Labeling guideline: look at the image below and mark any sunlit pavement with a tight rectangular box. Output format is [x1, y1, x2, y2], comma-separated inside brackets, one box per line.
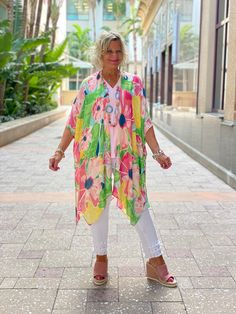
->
[0, 114, 236, 313]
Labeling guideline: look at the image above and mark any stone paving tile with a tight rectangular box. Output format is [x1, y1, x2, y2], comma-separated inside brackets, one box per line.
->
[87, 288, 118, 302]
[152, 302, 187, 313]
[0, 289, 57, 313]
[52, 310, 84, 314]
[15, 277, 61, 289]
[161, 233, 211, 249]
[85, 301, 153, 313]
[40, 248, 92, 268]
[18, 249, 45, 259]
[164, 258, 202, 277]
[0, 277, 18, 289]
[0, 229, 32, 244]
[34, 267, 64, 278]
[190, 276, 236, 289]
[118, 265, 145, 277]
[181, 289, 236, 314]
[0, 244, 24, 258]
[53, 289, 87, 311]
[205, 234, 234, 246]
[108, 257, 144, 268]
[60, 267, 118, 289]
[191, 247, 236, 267]
[23, 229, 74, 250]
[175, 277, 193, 289]
[0, 258, 40, 277]
[119, 277, 182, 302]
[108, 242, 142, 257]
[165, 248, 193, 258]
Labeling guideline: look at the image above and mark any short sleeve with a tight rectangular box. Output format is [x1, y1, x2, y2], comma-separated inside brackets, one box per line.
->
[66, 82, 86, 137]
[141, 87, 153, 135]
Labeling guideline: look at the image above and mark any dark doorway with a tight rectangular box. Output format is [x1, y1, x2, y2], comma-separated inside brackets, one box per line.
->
[155, 56, 159, 103]
[149, 67, 154, 119]
[167, 45, 173, 106]
[160, 50, 166, 104]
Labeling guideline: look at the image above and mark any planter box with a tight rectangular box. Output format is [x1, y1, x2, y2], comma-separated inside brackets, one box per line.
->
[0, 106, 67, 147]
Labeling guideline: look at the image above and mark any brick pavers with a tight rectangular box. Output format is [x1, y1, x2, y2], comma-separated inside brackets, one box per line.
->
[0, 115, 236, 313]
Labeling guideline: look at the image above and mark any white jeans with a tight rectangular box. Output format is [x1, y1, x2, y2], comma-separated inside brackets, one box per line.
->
[90, 201, 162, 258]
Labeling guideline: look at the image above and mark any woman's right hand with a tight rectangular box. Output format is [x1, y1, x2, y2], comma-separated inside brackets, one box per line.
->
[49, 152, 63, 171]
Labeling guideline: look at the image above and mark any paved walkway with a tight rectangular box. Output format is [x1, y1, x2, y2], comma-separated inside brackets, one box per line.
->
[0, 114, 236, 314]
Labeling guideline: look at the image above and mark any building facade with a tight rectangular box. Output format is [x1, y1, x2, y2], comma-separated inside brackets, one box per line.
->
[138, 0, 236, 188]
[65, 0, 142, 89]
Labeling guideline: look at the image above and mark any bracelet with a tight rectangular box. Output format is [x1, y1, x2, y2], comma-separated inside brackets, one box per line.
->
[152, 149, 164, 160]
[55, 148, 65, 158]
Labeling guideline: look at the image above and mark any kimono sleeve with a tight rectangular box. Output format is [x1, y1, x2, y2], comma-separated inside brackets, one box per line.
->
[65, 82, 86, 137]
[141, 84, 153, 135]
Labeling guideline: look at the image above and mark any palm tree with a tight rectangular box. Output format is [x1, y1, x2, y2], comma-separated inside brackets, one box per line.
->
[28, 0, 37, 38]
[87, 0, 101, 41]
[40, 0, 52, 60]
[34, 0, 43, 37]
[122, 6, 142, 74]
[6, 0, 14, 33]
[22, 0, 29, 38]
[68, 24, 92, 61]
[51, 0, 64, 49]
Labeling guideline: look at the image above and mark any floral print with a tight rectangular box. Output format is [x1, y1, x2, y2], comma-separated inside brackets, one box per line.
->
[66, 71, 153, 225]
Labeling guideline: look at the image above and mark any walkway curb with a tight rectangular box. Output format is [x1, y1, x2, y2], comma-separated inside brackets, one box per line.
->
[0, 106, 67, 147]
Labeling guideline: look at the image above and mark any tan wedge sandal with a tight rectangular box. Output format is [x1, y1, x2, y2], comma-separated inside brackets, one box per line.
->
[93, 260, 108, 286]
[146, 261, 177, 288]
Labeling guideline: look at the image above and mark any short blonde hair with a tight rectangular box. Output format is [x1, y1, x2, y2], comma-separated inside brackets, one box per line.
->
[90, 31, 128, 69]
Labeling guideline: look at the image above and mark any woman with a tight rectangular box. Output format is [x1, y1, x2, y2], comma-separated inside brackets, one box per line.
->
[49, 31, 177, 288]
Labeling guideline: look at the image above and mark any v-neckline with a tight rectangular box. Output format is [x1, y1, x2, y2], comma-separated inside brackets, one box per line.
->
[104, 76, 121, 89]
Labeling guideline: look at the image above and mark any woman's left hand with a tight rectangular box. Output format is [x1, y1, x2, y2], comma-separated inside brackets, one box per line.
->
[155, 154, 172, 169]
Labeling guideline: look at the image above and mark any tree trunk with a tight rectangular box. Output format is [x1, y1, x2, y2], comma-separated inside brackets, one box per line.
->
[22, 0, 29, 38]
[133, 26, 137, 74]
[34, 0, 43, 37]
[40, 0, 52, 60]
[0, 81, 6, 115]
[28, 0, 37, 38]
[92, 7, 96, 41]
[7, 0, 14, 33]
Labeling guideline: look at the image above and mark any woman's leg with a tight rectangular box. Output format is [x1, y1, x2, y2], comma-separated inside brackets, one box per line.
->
[90, 198, 111, 283]
[91, 199, 111, 258]
[134, 208, 163, 260]
[134, 208, 177, 286]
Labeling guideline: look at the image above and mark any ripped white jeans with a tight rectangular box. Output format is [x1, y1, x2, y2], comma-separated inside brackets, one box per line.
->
[90, 158, 162, 259]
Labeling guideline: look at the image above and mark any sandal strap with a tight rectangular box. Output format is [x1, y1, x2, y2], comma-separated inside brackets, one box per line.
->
[94, 260, 108, 277]
[156, 263, 174, 282]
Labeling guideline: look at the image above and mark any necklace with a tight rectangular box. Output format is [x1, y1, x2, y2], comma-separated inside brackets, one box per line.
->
[102, 69, 120, 83]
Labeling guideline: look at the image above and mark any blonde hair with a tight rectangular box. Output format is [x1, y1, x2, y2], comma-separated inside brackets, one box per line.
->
[90, 31, 128, 69]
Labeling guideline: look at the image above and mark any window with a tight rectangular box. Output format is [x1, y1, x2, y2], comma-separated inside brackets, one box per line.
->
[67, 0, 89, 21]
[103, 0, 115, 21]
[213, 0, 229, 110]
[103, 0, 126, 21]
[0, 4, 7, 21]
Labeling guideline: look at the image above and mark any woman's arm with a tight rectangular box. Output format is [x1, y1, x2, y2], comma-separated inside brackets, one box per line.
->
[49, 127, 73, 171]
[145, 126, 172, 170]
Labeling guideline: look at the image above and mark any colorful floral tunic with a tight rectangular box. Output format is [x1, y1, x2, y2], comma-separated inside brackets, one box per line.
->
[66, 71, 153, 225]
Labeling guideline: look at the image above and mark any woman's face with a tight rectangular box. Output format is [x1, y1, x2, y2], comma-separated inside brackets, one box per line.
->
[102, 39, 123, 71]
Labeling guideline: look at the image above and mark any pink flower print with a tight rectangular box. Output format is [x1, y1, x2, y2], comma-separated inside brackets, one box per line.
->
[134, 82, 143, 95]
[121, 102, 132, 130]
[76, 158, 103, 209]
[87, 76, 98, 91]
[79, 128, 92, 151]
[120, 152, 134, 198]
[92, 98, 104, 121]
[133, 75, 141, 83]
[122, 90, 132, 109]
